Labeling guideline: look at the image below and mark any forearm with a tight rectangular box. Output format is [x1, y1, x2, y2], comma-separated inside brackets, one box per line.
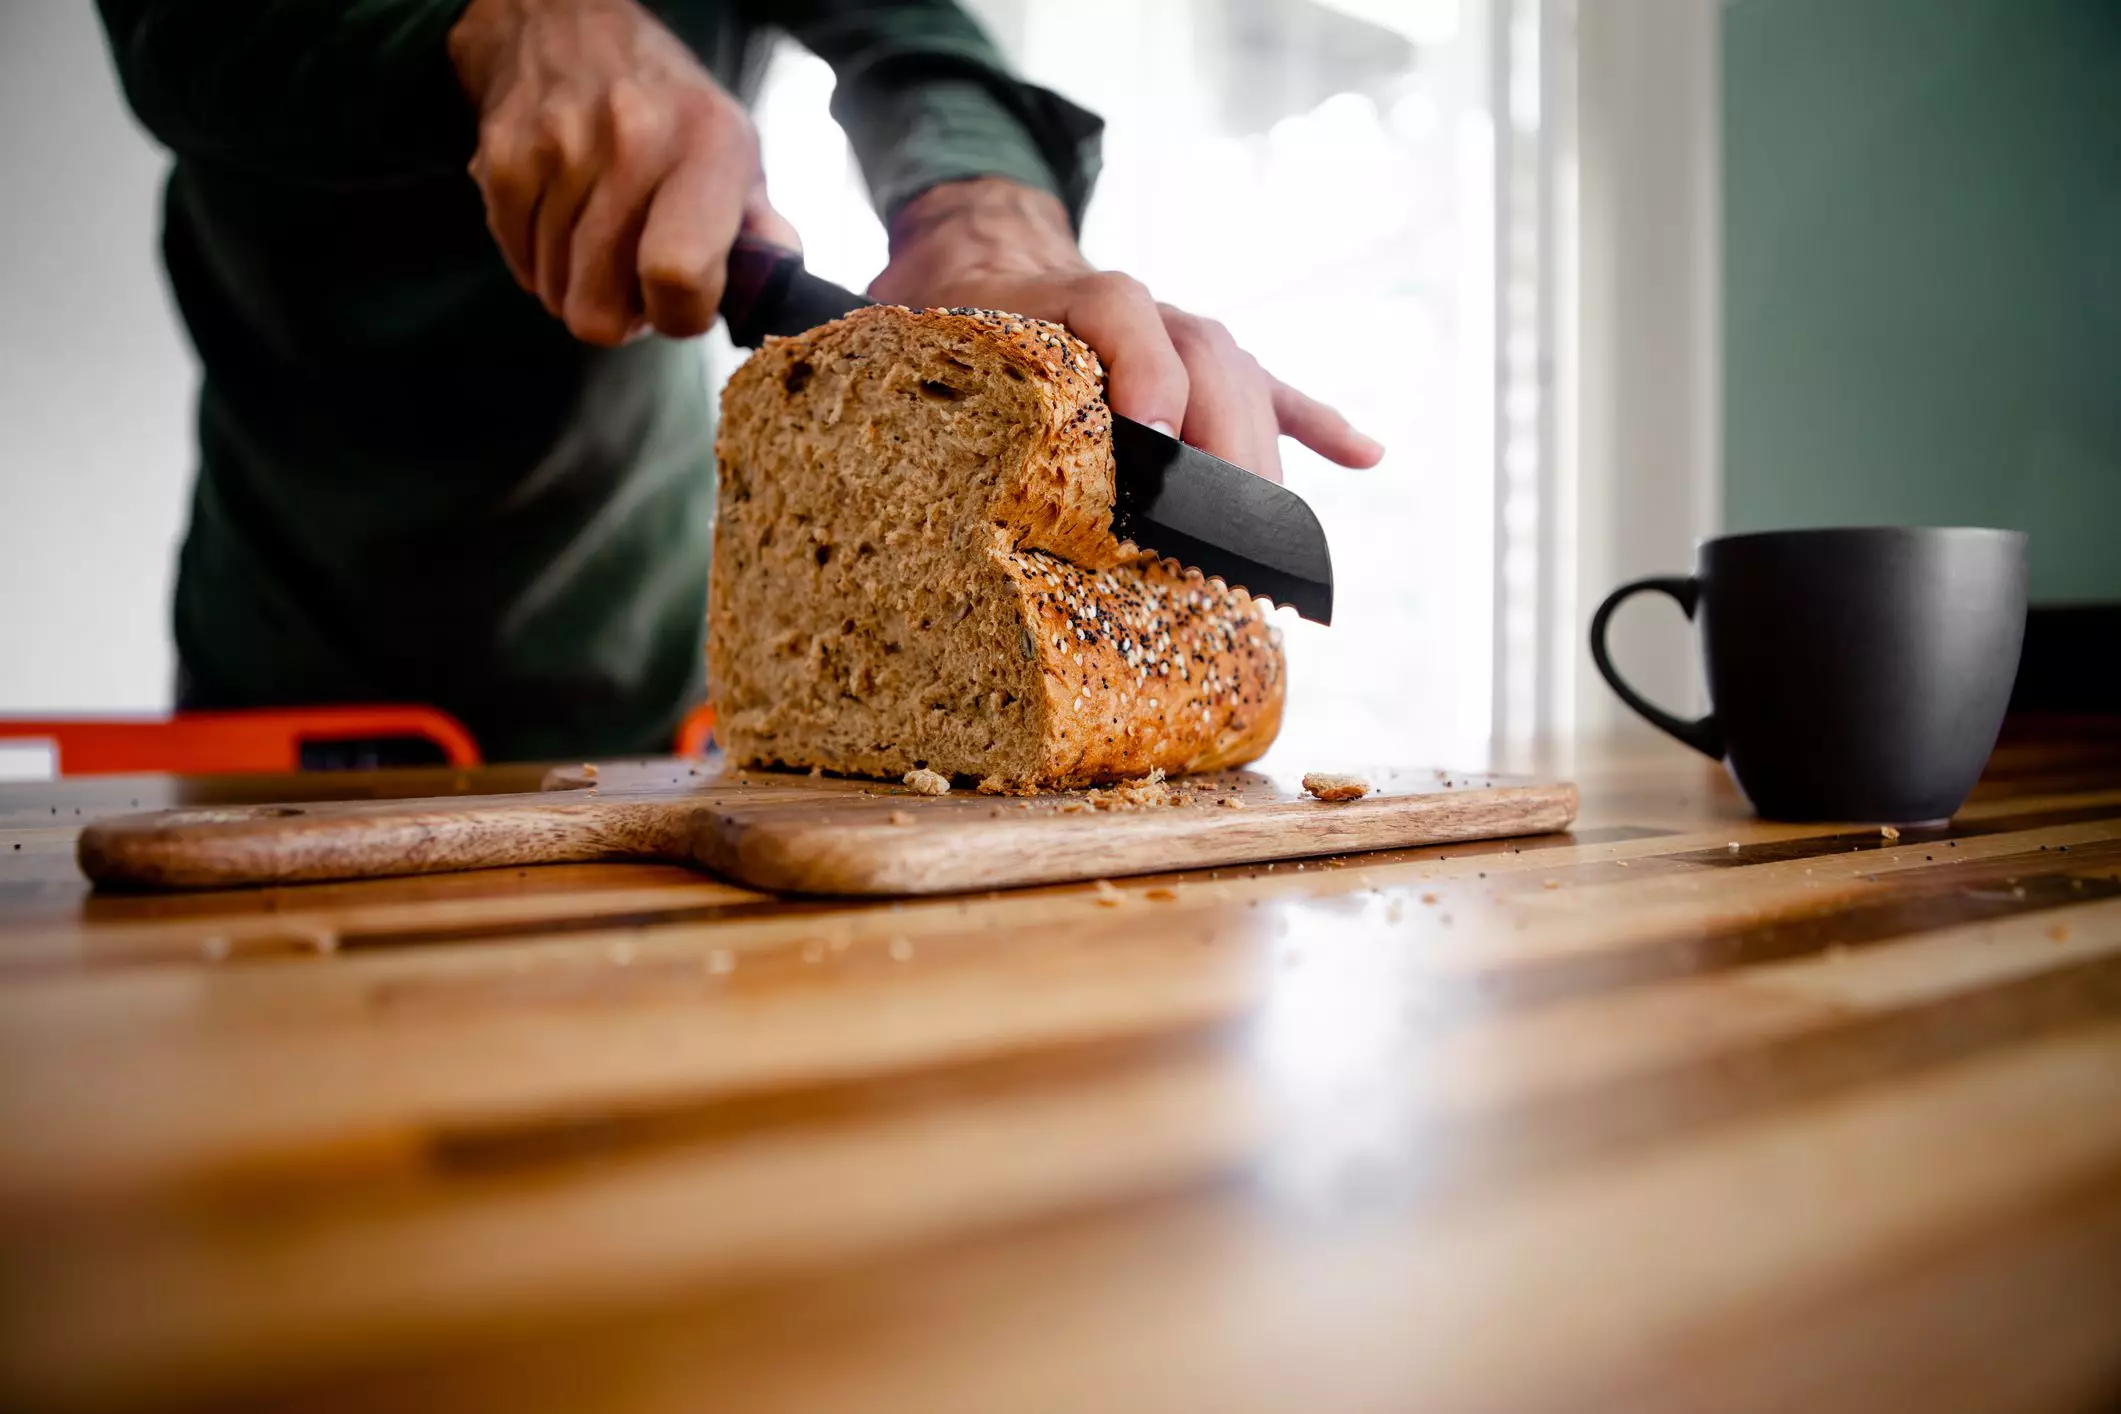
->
[95, 0, 476, 182]
[884, 177, 1085, 284]
[750, 0, 1103, 228]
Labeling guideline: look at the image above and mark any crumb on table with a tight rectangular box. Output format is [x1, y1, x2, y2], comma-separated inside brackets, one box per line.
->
[887, 809, 916, 826]
[903, 768, 951, 796]
[1092, 879, 1125, 906]
[1302, 772, 1370, 802]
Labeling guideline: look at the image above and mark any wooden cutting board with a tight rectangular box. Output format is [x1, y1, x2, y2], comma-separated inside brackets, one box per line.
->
[76, 759, 1578, 897]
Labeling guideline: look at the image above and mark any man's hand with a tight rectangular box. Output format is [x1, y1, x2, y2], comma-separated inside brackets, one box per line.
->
[448, 0, 799, 346]
[870, 178, 1383, 483]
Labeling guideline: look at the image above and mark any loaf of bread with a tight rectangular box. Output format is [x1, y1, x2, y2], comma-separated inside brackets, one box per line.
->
[708, 304, 1284, 791]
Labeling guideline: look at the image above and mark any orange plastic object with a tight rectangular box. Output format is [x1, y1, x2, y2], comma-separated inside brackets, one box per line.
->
[674, 702, 718, 757]
[0, 707, 481, 776]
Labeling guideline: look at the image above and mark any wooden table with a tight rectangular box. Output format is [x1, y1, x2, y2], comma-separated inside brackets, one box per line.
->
[3, 728, 2119, 1412]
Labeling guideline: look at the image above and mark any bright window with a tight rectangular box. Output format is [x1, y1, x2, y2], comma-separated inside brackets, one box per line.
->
[722, 0, 1502, 766]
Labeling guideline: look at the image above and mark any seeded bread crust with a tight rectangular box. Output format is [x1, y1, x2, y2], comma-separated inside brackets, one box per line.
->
[995, 546, 1283, 789]
[709, 303, 1285, 790]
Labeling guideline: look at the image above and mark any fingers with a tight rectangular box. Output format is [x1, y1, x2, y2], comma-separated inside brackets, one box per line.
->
[528, 104, 597, 316]
[1270, 377, 1386, 468]
[460, 13, 776, 347]
[561, 182, 651, 347]
[1055, 272, 1189, 436]
[635, 145, 750, 339]
[560, 83, 673, 346]
[469, 111, 543, 288]
[1163, 308, 1284, 482]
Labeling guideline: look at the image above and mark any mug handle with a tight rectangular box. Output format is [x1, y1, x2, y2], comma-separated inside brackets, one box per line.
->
[1588, 576, 1725, 760]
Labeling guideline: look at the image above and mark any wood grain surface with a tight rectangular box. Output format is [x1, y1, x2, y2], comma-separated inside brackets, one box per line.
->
[2, 723, 2118, 1413]
[74, 760, 1579, 896]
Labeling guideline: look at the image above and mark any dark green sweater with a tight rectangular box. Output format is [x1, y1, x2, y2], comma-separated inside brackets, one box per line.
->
[95, 0, 1101, 760]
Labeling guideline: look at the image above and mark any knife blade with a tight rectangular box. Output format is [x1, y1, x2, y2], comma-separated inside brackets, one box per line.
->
[721, 237, 1335, 624]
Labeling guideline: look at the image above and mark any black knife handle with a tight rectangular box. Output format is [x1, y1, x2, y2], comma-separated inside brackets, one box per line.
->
[720, 235, 871, 348]
[720, 236, 800, 349]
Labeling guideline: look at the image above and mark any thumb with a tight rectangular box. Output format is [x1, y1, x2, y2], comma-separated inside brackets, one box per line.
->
[740, 178, 802, 255]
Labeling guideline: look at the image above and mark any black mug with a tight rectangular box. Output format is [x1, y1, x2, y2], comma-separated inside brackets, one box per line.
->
[1590, 527, 2028, 823]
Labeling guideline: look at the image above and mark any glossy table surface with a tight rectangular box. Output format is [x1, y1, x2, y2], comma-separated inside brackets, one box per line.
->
[2, 726, 2119, 1412]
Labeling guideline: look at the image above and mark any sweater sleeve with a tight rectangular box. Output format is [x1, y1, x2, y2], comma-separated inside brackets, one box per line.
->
[746, 0, 1104, 230]
[94, 0, 478, 183]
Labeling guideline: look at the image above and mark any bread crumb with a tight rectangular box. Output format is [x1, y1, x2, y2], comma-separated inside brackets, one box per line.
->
[887, 809, 915, 826]
[1086, 768, 1178, 811]
[2048, 923, 2071, 942]
[1421, 893, 1438, 905]
[1879, 824, 1900, 840]
[903, 768, 951, 796]
[1542, 879, 1560, 889]
[1093, 879, 1125, 906]
[579, 763, 598, 779]
[809, 766, 823, 779]
[1145, 886, 1178, 902]
[1220, 796, 1244, 809]
[1303, 772, 1370, 802]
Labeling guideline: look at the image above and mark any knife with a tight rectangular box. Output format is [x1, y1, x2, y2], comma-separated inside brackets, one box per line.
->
[720, 237, 1335, 624]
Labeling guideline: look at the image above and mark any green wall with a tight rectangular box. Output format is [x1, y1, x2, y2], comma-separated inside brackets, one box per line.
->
[1723, 0, 2121, 603]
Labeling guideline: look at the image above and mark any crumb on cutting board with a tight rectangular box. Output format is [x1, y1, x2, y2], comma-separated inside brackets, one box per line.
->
[1093, 879, 1125, 906]
[887, 809, 916, 826]
[1084, 767, 1179, 812]
[903, 768, 951, 796]
[1302, 772, 1370, 802]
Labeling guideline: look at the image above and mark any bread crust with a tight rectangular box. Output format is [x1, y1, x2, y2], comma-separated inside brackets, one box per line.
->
[710, 304, 1285, 788]
[994, 547, 1284, 790]
[725, 305, 1124, 569]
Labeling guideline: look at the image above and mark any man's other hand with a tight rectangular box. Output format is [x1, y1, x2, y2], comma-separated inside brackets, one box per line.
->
[449, 0, 800, 346]
[870, 178, 1383, 483]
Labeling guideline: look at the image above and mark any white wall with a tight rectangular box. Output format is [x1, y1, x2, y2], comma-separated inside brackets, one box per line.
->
[1568, 0, 1721, 735]
[0, 2, 195, 713]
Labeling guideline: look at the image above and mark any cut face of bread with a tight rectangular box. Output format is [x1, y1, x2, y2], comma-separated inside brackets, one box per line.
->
[709, 304, 1284, 790]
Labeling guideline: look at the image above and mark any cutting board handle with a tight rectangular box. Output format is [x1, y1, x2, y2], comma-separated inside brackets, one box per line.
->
[76, 795, 699, 892]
